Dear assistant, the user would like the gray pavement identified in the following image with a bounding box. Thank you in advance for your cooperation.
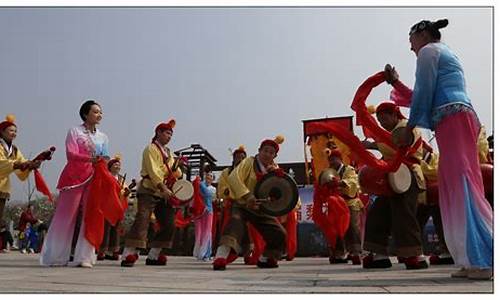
[0,252,493,293]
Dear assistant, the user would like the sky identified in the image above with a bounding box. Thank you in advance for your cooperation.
[0,6,493,203]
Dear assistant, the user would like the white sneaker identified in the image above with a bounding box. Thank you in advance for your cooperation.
[80,262,93,268]
[20,249,27,254]
[28,248,35,254]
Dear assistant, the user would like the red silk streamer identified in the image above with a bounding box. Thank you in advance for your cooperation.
[33,170,53,202]
[174,210,191,228]
[351,72,395,144]
[312,183,350,248]
[84,159,127,249]
[349,71,423,167]
[245,211,298,262]
[245,223,266,265]
[307,122,420,172]
[285,210,298,260]
[304,72,424,172]
[190,177,205,216]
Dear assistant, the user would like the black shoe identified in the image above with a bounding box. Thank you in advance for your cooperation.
[404,257,429,270]
[362,256,392,269]
[430,255,455,265]
[329,256,348,264]
[120,254,138,267]
[437,256,454,265]
[120,260,135,267]
[256,258,278,269]
[105,254,120,261]
[145,254,167,266]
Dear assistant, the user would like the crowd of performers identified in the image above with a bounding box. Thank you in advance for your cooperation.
[0,19,493,280]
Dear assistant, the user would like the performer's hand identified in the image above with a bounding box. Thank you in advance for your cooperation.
[243,193,260,210]
[161,188,174,201]
[393,126,414,147]
[266,164,279,172]
[384,64,399,84]
[13,161,30,170]
[123,187,131,198]
[28,160,42,170]
[90,155,99,164]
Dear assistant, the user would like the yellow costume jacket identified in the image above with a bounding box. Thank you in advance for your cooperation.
[137,143,182,198]
[336,164,363,211]
[0,142,30,199]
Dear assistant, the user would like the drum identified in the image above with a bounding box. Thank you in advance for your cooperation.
[254,172,299,216]
[387,163,412,194]
[358,165,394,197]
[170,179,194,207]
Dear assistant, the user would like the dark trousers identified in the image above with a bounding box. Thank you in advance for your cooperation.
[125,193,176,249]
[220,204,286,260]
[416,203,449,254]
[0,230,14,249]
[363,173,423,257]
[333,208,362,256]
[0,198,7,224]
[99,221,121,253]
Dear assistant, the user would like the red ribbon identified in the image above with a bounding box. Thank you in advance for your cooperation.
[84,159,127,249]
[312,183,350,248]
[174,177,206,228]
[285,210,298,260]
[33,170,53,202]
[349,71,423,168]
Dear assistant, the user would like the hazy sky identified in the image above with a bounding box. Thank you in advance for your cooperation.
[0,7,492,202]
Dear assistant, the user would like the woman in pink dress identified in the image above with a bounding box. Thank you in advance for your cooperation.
[40,100,110,268]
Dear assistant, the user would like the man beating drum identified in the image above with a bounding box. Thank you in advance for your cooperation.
[361,102,429,270]
[121,119,183,267]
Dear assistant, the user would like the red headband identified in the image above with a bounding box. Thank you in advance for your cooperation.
[260,139,280,153]
[155,119,176,133]
[0,114,17,132]
[376,102,406,119]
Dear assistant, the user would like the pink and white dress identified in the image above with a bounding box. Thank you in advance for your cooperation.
[40,125,109,266]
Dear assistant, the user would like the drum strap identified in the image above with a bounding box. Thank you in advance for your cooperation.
[338,165,346,178]
[254,157,265,182]
[151,141,176,187]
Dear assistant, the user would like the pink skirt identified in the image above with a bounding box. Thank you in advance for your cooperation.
[435,111,492,268]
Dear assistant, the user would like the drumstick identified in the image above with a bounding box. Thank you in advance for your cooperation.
[121,173,127,188]
[172,185,184,196]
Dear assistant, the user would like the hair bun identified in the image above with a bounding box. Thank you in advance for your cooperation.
[434,19,449,29]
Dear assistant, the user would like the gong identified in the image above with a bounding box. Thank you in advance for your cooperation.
[254,172,299,217]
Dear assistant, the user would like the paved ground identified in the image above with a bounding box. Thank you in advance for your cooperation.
[0,253,493,293]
